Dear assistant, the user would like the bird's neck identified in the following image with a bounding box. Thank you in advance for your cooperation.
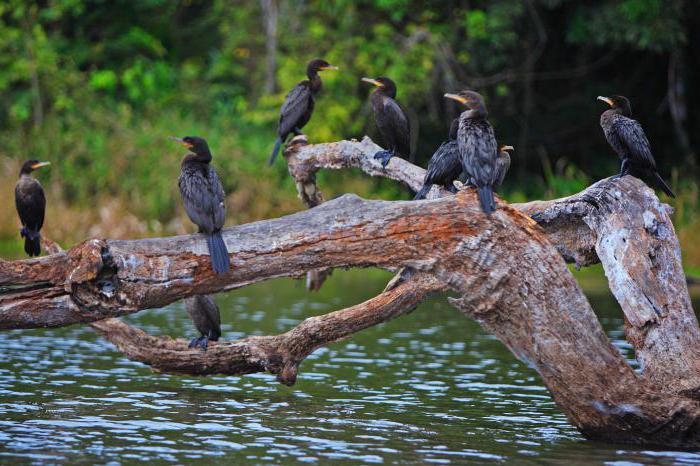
[602,108,624,121]
[308,73,322,93]
[464,107,488,120]
[183,152,212,167]
[375,88,396,100]
[613,107,631,118]
[18,171,33,179]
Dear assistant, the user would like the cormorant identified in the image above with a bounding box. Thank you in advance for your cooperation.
[172,136,230,275]
[597,95,675,198]
[445,90,499,214]
[495,145,514,190]
[15,160,50,257]
[362,77,411,168]
[268,59,338,165]
[185,294,221,351]
[414,119,460,200]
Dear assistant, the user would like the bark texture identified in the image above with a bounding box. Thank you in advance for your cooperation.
[1,137,699,447]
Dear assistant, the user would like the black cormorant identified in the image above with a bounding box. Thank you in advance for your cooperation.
[445,90,499,214]
[185,294,221,351]
[597,95,675,198]
[172,136,230,275]
[15,160,50,257]
[414,119,460,200]
[362,77,411,168]
[495,145,514,190]
[268,59,338,165]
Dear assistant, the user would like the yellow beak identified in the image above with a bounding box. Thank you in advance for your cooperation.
[597,96,614,107]
[320,65,339,71]
[444,93,468,104]
[169,136,193,149]
[30,161,51,169]
[361,77,382,87]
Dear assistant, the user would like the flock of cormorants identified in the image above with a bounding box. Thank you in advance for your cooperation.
[13,58,675,349]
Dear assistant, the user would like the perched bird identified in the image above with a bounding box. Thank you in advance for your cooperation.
[445,90,499,214]
[15,160,50,257]
[362,76,411,168]
[172,136,230,275]
[185,294,221,351]
[268,59,338,165]
[495,145,514,190]
[597,95,675,198]
[414,119,460,200]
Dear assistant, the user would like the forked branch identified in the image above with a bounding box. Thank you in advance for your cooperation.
[1,137,699,446]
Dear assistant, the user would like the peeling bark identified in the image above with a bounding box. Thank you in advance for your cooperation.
[1,137,699,446]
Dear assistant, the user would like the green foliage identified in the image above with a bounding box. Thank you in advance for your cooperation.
[567,0,685,51]
[0,0,697,253]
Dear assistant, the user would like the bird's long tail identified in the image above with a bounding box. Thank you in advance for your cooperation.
[477,186,496,214]
[206,231,230,275]
[21,227,41,257]
[653,171,676,198]
[268,137,283,166]
[413,184,431,201]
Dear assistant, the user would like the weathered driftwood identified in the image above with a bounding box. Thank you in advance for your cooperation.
[1,137,699,446]
[91,269,444,385]
[285,137,700,394]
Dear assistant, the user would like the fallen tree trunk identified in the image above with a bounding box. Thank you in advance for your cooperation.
[283,137,700,393]
[1,137,699,446]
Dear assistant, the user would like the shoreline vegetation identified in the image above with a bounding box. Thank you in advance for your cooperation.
[1,1,698,269]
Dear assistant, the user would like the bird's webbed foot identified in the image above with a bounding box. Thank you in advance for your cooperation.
[452,180,472,192]
[188,336,209,351]
[373,150,394,168]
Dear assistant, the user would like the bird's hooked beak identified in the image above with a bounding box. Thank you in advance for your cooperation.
[30,161,51,169]
[169,136,193,149]
[597,96,614,107]
[319,65,339,71]
[361,77,382,87]
[501,145,515,153]
[444,93,468,105]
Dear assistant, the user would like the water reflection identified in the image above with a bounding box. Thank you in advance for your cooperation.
[1,269,699,464]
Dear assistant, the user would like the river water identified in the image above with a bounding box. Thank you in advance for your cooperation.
[1,269,699,464]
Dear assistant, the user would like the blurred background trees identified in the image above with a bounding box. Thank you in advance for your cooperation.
[0,0,698,266]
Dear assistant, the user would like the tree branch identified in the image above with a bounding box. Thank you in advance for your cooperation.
[91,269,444,385]
[2,137,700,446]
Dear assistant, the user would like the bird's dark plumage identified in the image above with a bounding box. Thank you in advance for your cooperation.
[494,145,513,190]
[174,136,231,275]
[598,95,675,198]
[269,59,337,165]
[15,160,49,257]
[446,90,499,214]
[362,77,411,168]
[414,119,460,200]
[185,294,221,351]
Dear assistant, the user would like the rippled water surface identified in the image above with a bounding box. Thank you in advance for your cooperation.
[1,269,700,464]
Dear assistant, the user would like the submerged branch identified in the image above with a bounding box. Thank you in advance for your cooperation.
[92,269,443,385]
